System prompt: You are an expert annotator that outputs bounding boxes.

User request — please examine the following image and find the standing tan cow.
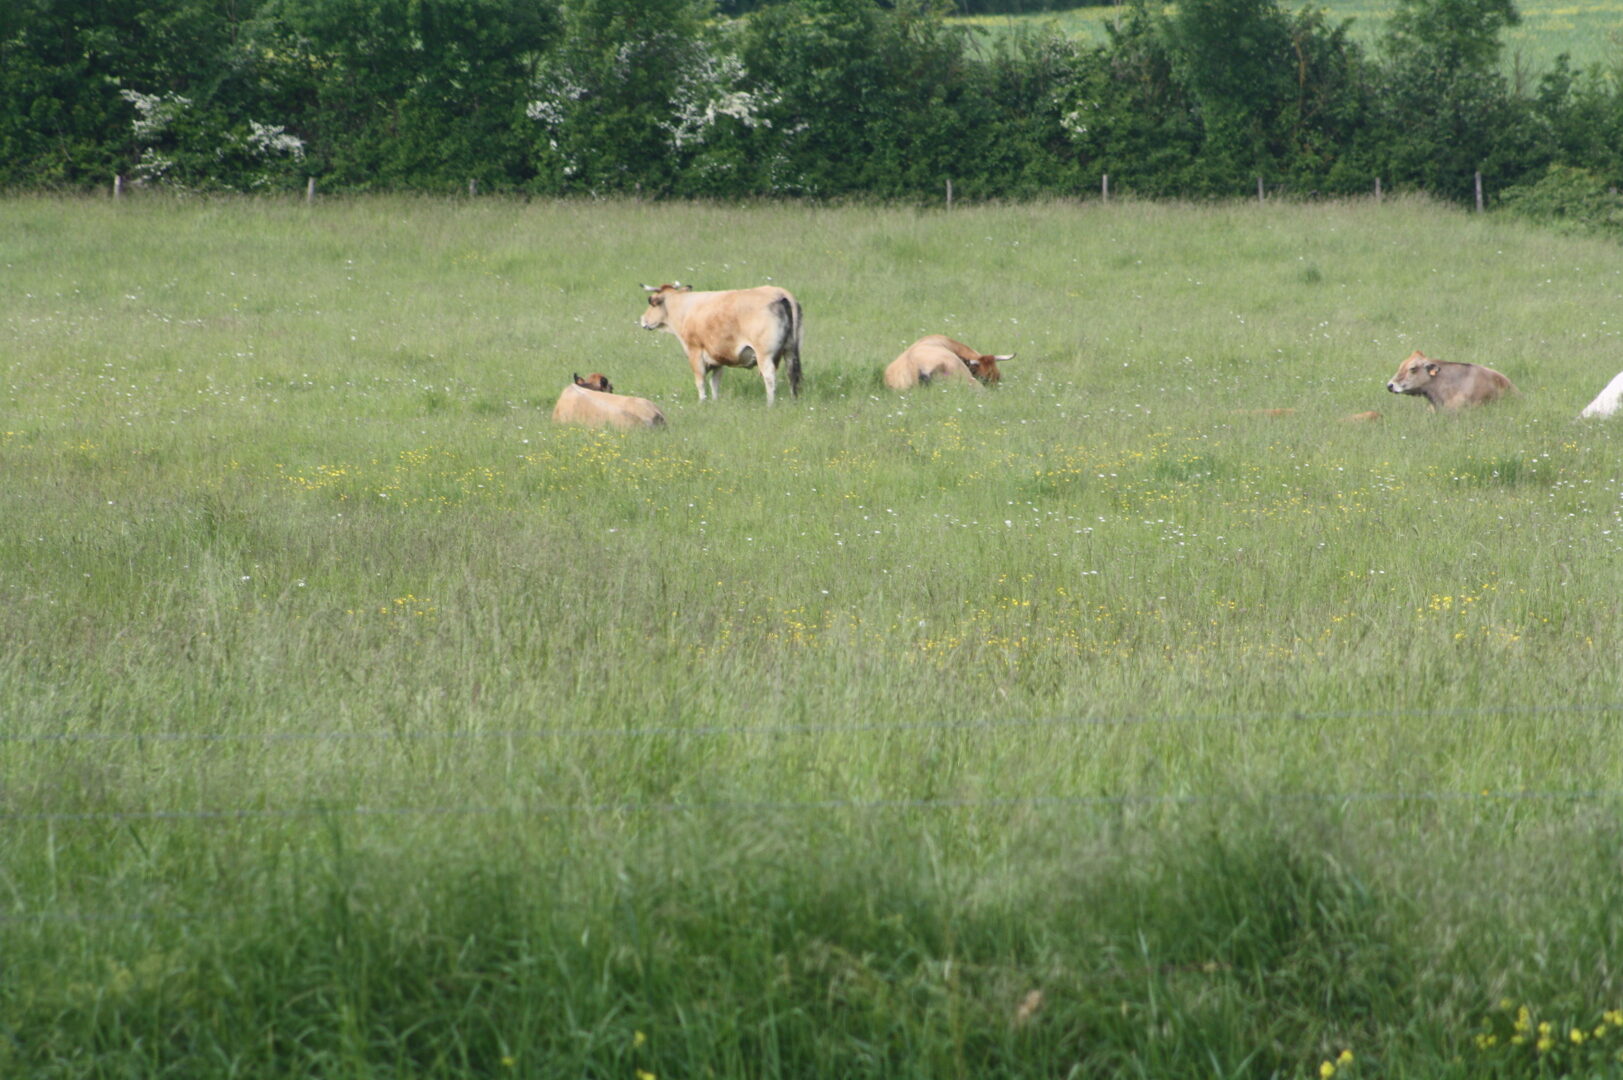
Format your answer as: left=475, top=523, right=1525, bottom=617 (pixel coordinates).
left=552, top=374, right=666, bottom=429
left=1385, top=351, right=1516, bottom=411
left=638, top=283, right=802, bottom=405
left=883, top=335, right=1013, bottom=391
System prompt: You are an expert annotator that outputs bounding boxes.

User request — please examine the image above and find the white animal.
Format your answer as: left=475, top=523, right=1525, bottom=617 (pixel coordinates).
left=1578, top=370, right=1623, bottom=418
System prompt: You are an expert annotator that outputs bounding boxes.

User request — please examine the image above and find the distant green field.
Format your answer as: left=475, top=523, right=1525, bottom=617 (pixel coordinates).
left=955, top=0, right=1623, bottom=76
left=4, top=195, right=1623, bottom=1077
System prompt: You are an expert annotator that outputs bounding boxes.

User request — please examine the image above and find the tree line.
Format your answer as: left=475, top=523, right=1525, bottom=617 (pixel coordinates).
left=3, top=0, right=1621, bottom=226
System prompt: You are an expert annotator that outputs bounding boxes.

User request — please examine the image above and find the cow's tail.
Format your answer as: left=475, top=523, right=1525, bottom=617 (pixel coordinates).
left=774, top=295, right=803, bottom=398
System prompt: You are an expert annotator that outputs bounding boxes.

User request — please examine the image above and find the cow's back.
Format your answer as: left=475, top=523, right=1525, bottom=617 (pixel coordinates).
left=675, top=286, right=795, bottom=352
left=552, top=385, right=666, bottom=429
left=886, top=338, right=979, bottom=390
left=1445, top=362, right=1516, bottom=408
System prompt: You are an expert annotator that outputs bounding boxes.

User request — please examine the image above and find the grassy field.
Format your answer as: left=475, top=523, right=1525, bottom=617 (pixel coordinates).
left=3, top=194, right=1622, bottom=1078
left=955, top=0, right=1623, bottom=77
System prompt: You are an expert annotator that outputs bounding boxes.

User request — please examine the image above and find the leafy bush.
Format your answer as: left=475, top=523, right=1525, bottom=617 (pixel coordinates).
left=1496, top=163, right=1623, bottom=235
left=2, top=0, right=1622, bottom=206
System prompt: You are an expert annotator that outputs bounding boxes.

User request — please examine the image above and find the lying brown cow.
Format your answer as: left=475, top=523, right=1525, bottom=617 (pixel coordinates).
left=552, top=373, right=666, bottom=430
left=1385, top=351, right=1516, bottom=412
left=639, top=283, right=803, bottom=405
left=883, top=335, right=1012, bottom=391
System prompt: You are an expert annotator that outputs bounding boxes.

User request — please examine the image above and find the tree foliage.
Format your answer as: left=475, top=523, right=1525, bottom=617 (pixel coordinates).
left=1, top=0, right=1618, bottom=205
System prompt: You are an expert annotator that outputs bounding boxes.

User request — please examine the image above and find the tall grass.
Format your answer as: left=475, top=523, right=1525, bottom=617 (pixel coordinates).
left=3, top=194, right=1622, bottom=1077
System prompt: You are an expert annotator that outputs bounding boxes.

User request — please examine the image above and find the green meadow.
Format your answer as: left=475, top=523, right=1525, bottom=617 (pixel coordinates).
left=3, top=194, right=1622, bottom=1077
left=955, top=0, right=1623, bottom=76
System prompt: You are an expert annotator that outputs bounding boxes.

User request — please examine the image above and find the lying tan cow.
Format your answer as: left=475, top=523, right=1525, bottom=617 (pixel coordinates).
left=639, top=283, right=802, bottom=405
left=551, top=373, right=666, bottom=430
left=883, top=335, right=1012, bottom=391
left=1385, top=351, right=1516, bottom=412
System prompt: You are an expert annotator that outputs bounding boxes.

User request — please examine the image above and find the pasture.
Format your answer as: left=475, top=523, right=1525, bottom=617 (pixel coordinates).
left=955, top=0, right=1623, bottom=77
left=3, top=194, right=1622, bottom=1078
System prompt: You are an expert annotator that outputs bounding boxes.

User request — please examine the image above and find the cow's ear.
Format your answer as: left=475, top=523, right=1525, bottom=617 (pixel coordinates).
left=641, top=284, right=658, bottom=293
left=1425, top=363, right=1440, bottom=376
left=573, top=373, right=583, bottom=385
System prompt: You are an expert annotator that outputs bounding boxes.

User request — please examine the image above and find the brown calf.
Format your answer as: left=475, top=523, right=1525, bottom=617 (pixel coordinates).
left=884, top=335, right=1013, bottom=391
left=639, top=283, right=803, bottom=405
left=1386, top=350, right=1516, bottom=412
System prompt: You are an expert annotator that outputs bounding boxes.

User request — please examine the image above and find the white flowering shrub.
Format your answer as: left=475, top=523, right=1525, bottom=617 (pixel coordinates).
left=119, top=85, right=306, bottom=190
left=246, top=121, right=306, bottom=161
left=663, top=48, right=778, bottom=152
left=120, top=89, right=193, bottom=141
left=520, top=0, right=779, bottom=194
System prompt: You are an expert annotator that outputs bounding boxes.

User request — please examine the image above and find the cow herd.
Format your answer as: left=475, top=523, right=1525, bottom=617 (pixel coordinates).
left=548, top=283, right=1623, bottom=429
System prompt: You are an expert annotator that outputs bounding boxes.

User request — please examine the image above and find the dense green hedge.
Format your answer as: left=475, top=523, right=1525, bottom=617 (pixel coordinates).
left=3, top=0, right=1621, bottom=205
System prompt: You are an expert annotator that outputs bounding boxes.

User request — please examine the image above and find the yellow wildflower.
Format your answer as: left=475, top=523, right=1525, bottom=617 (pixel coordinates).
left=1337, top=1049, right=1353, bottom=1066
left=636, top=1072, right=657, bottom=1080
left=1606, top=1010, right=1623, bottom=1027
left=1596, top=1025, right=1608, bottom=1039
left=634, top=1031, right=647, bottom=1048
left=1319, top=1061, right=1336, bottom=1079
left=1537, top=1036, right=1554, bottom=1053
left=501, top=1057, right=516, bottom=1068
left=1539, top=1021, right=1553, bottom=1036
left=1571, top=1028, right=1586, bottom=1045
left=1500, top=998, right=1514, bottom=1011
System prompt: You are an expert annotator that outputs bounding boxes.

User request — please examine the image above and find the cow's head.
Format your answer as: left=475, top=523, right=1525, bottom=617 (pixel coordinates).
left=574, top=372, right=613, bottom=394
left=1387, top=350, right=1438, bottom=395
left=965, top=352, right=1014, bottom=386
left=639, top=282, right=692, bottom=331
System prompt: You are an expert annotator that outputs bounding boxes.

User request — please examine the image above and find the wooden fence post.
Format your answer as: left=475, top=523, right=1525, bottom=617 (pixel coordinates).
left=1375, top=176, right=1382, bottom=202
left=113, top=174, right=124, bottom=199
left=1102, top=174, right=1109, bottom=204
left=306, top=177, right=316, bottom=204
left=1257, top=176, right=1265, bottom=204
left=1475, top=171, right=1484, bottom=212
left=945, top=178, right=953, bottom=211
left=468, top=178, right=477, bottom=197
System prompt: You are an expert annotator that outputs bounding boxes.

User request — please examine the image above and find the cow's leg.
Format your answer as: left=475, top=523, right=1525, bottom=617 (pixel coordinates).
left=757, top=349, right=778, bottom=406
left=706, top=366, right=721, bottom=399
left=688, top=347, right=708, bottom=402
